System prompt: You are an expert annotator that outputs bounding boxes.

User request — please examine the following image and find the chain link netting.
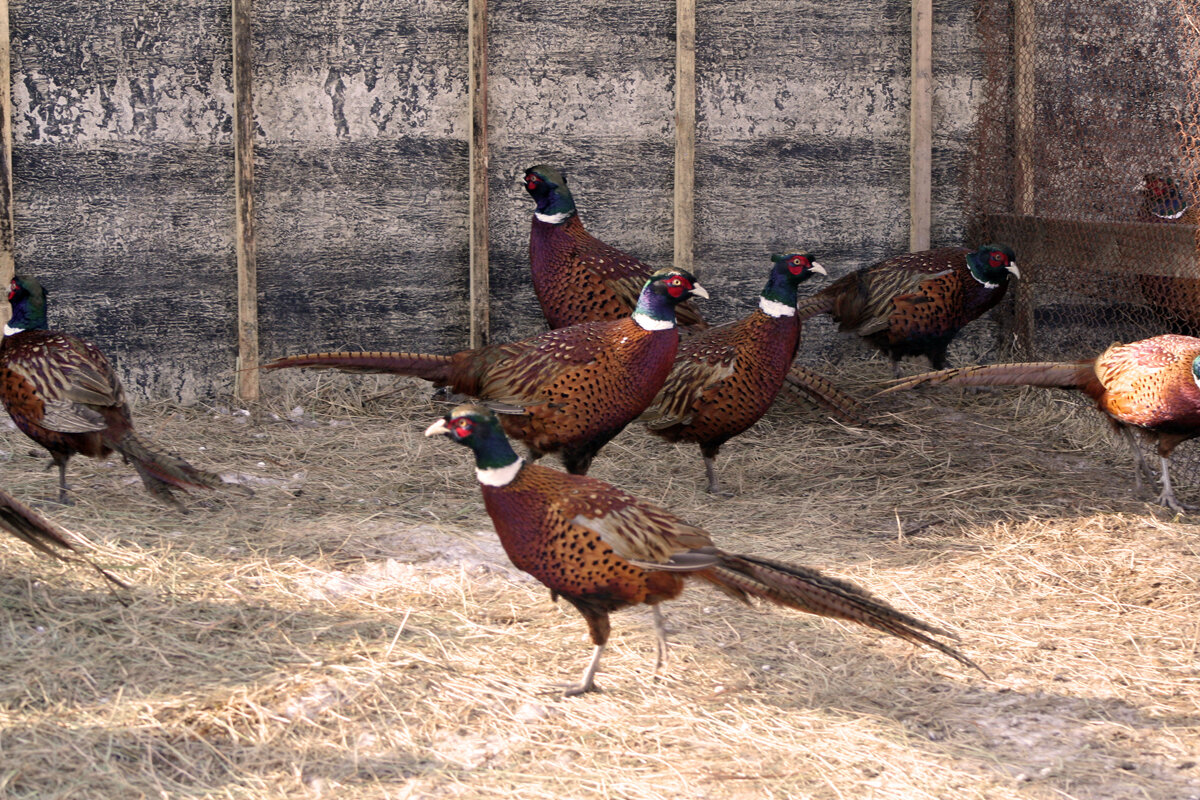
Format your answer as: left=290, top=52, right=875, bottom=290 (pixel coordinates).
left=967, top=0, right=1200, bottom=487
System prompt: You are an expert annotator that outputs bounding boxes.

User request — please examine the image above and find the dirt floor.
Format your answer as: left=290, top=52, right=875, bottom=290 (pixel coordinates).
left=0, top=365, right=1197, bottom=799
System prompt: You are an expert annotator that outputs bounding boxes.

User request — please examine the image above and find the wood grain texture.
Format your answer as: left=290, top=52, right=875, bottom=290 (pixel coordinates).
left=0, top=0, right=13, bottom=312
left=232, top=0, right=258, bottom=403
left=469, top=0, right=490, bottom=348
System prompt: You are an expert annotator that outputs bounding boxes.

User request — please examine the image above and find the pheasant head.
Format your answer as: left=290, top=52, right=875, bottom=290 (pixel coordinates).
left=425, top=404, right=524, bottom=486
left=1141, top=172, right=1191, bottom=220
left=633, top=268, right=710, bottom=330
left=762, top=252, right=826, bottom=314
left=965, top=244, right=1020, bottom=289
left=524, top=165, right=576, bottom=224
left=5, top=276, right=48, bottom=334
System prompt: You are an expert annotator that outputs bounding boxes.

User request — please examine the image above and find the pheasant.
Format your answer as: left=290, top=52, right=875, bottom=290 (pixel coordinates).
left=795, top=244, right=1019, bottom=374
left=1136, top=172, right=1200, bottom=334
left=1, top=276, right=243, bottom=509
left=426, top=404, right=980, bottom=696
left=0, top=486, right=127, bottom=592
left=641, top=252, right=858, bottom=495
left=877, top=334, right=1200, bottom=513
left=524, top=164, right=707, bottom=331
left=263, top=268, right=709, bottom=475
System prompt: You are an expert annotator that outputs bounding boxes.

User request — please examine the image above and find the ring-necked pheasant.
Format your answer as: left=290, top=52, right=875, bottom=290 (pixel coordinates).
left=524, top=165, right=707, bottom=331
left=795, top=244, right=1019, bottom=375
left=0, top=486, right=127, bottom=592
left=877, top=334, right=1200, bottom=513
left=640, top=252, right=855, bottom=495
left=1, top=276, right=244, bottom=509
left=1136, top=172, right=1200, bottom=334
left=263, top=268, right=708, bottom=475
left=426, top=404, right=981, bottom=696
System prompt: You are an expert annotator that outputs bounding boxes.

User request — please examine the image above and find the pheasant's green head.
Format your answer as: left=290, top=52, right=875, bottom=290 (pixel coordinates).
left=966, top=244, right=1019, bottom=289
left=5, top=275, right=48, bottom=334
left=762, top=252, right=827, bottom=311
left=633, top=268, right=710, bottom=330
left=1191, top=353, right=1200, bottom=392
left=425, top=404, right=523, bottom=484
left=524, top=165, right=576, bottom=222
left=1142, top=173, right=1190, bottom=219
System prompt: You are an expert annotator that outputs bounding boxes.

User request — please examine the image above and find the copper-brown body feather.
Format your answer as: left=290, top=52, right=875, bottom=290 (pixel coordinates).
left=0, top=329, right=229, bottom=507
left=530, top=214, right=707, bottom=330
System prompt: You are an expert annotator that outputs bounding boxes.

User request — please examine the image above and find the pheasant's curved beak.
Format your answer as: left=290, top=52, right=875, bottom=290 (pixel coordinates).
left=690, top=282, right=710, bottom=300
left=1007, top=263, right=1021, bottom=279
left=424, top=418, right=451, bottom=437
left=810, top=263, right=827, bottom=276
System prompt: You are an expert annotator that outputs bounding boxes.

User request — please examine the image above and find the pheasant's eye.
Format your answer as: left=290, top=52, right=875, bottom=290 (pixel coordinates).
left=990, top=251, right=1006, bottom=266
left=793, top=256, right=808, bottom=267
left=451, top=418, right=474, bottom=438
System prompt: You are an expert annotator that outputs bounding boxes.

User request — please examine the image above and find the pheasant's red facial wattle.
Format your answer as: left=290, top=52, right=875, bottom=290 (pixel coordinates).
left=451, top=418, right=475, bottom=439
left=788, top=256, right=810, bottom=275
left=989, top=251, right=1007, bottom=268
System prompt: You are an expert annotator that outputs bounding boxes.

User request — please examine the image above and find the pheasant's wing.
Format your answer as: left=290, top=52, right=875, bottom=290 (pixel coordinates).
left=1094, top=335, right=1200, bottom=423
left=4, top=335, right=123, bottom=433
left=640, top=324, right=739, bottom=428
left=836, top=265, right=952, bottom=334
left=552, top=477, right=717, bottom=568
left=474, top=321, right=623, bottom=407
left=580, top=241, right=707, bottom=328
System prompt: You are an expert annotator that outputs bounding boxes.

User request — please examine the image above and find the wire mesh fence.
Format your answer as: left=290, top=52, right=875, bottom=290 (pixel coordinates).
left=966, top=0, right=1200, bottom=488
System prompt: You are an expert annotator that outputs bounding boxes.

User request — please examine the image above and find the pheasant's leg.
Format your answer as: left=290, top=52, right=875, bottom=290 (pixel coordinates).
left=652, top=605, right=669, bottom=670
left=564, top=644, right=606, bottom=697
left=1120, top=427, right=1157, bottom=493
left=52, top=453, right=72, bottom=506
left=1156, top=456, right=1195, bottom=513
left=702, top=445, right=733, bottom=497
left=890, top=359, right=904, bottom=379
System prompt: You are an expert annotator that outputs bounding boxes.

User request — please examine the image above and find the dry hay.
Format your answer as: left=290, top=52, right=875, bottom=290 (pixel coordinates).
left=0, top=363, right=1197, bottom=800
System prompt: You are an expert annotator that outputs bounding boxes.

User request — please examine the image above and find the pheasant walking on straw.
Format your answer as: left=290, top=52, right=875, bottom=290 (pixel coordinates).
left=640, top=252, right=864, bottom=494
left=0, top=276, right=243, bottom=509
left=263, top=269, right=708, bottom=475
left=877, top=334, right=1200, bottom=513
left=795, top=244, right=1019, bottom=375
left=0, top=486, right=127, bottom=591
left=524, top=164, right=708, bottom=331
left=426, top=404, right=981, bottom=696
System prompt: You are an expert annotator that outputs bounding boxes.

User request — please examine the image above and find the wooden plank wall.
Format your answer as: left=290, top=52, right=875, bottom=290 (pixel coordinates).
left=6, top=0, right=984, bottom=400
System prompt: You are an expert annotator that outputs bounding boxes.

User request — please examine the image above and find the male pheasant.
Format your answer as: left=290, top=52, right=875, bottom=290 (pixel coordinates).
left=0, top=486, right=127, bottom=591
left=795, top=244, right=1019, bottom=374
left=524, top=165, right=707, bottom=331
left=878, top=334, right=1200, bottom=513
left=263, top=268, right=708, bottom=475
left=641, top=252, right=855, bottom=494
left=0, top=276, right=242, bottom=509
left=1136, top=172, right=1200, bottom=334
left=426, top=404, right=980, bottom=696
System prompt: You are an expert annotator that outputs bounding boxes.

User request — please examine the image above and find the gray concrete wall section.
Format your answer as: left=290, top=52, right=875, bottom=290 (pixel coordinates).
left=6, top=0, right=986, bottom=401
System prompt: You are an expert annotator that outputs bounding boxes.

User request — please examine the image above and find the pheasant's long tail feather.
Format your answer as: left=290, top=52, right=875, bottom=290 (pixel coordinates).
left=794, top=291, right=836, bottom=323
left=111, top=432, right=239, bottom=508
left=700, top=553, right=983, bottom=674
left=0, top=490, right=130, bottom=593
left=874, top=361, right=1095, bottom=397
left=261, top=351, right=455, bottom=384
left=779, top=365, right=869, bottom=425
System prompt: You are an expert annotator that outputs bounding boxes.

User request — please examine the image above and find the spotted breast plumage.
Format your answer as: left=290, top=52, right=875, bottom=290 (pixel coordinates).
left=426, top=404, right=981, bottom=696
left=263, top=268, right=708, bottom=475
left=524, top=165, right=707, bottom=331
left=877, top=334, right=1200, bottom=512
left=796, top=244, right=1019, bottom=374
left=0, top=276, right=243, bottom=509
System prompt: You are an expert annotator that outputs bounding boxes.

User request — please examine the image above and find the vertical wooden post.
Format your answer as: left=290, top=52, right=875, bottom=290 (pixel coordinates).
left=674, top=0, right=696, bottom=274
left=232, top=0, right=259, bottom=402
left=909, top=0, right=932, bottom=252
left=468, top=0, right=489, bottom=348
left=0, top=0, right=14, bottom=326
left=1012, top=0, right=1036, bottom=354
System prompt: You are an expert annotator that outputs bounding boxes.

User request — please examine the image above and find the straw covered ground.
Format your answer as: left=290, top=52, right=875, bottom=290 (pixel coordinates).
left=0, top=365, right=1198, bottom=799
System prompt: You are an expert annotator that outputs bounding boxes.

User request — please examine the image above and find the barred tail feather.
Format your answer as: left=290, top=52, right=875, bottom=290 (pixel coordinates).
left=780, top=365, right=868, bottom=425
left=701, top=552, right=983, bottom=674
left=261, top=351, right=455, bottom=384
left=875, top=361, right=1095, bottom=397
left=0, top=489, right=129, bottom=593
left=112, top=432, right=240, bottom=509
